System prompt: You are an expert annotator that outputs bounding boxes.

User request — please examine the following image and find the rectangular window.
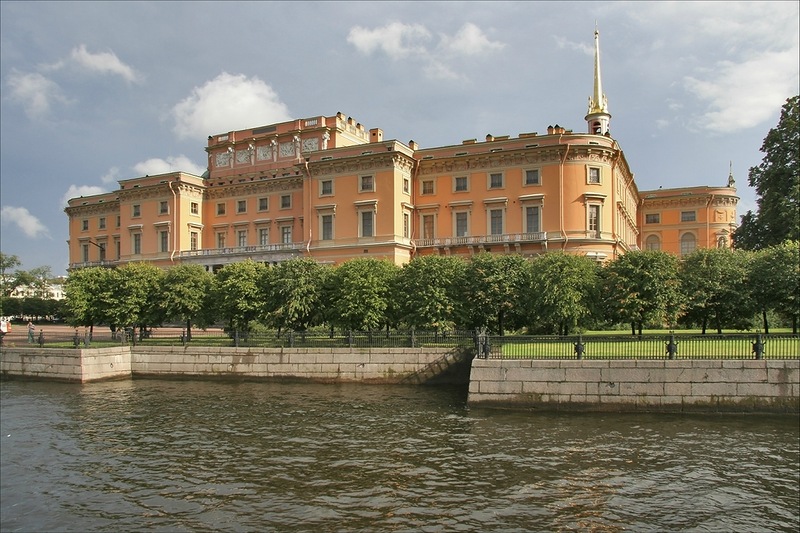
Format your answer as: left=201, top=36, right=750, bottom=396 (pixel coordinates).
left=258, top=197, right=268, bottom=211
left=490, top=209, right=503, bottom=235
left=489, top=172, right=504, bottom=189
left=132, top=205, right=141, bottom=218
left=454, top=176, right=468, bottom=192
left=588, top=167, right=601, bottom=184
left=217, top=203, right=226, bottom=215
left=237, top=230, right=247, bottom=247
left=403, top=213, right=410, bottom=238
left=259, top=228, right=269, bottom=246
left=190, top=202, right=199, bottom=215
left=82, top=244, right=89, bottom=263
left=361, top=211, right=374, bottom=237
left=589, top=205, right=601, bottom=237
left=455, top=212, right=468, bottom=237
left=321, top=214, right=333, bottom=240
left=160, top=230, right=169, bottom=252
left=281, top=226, right=292, bottom=243
left=681, top=211, right=696, bottom=222
left=321, top=180, right=333, bottom=196
left=116, top=215, right=121, bottom=228
left=133, top=233, right=141, bottom=255
left=525, top=206, right=540, bottom=233
left=216, top=232, right=226, bottom=248
left=98, top=217, right=106, bottom=230
left=281, top=195, right=291, bottom=209
left=98, top=244, right=106, bottom=262
left=115, top=239, right=120, bottom=259
left=422, top=214, right=435, bottom=239
left=525, top=169, right=540, bottom=185
left=403, top=177, right=410, bottom=194
left=422, top=180, right=434, bottom=195
left=159, top=201, right=168, bottom=215
left=360, top=175, right=374, bottom=192
left=237, top=200, right=247, bottom=214
left=81, top=219, right=89, bottom=231
left=190, top=231, right=198, bottom=251
left=645, top=213, right=660, bottom=224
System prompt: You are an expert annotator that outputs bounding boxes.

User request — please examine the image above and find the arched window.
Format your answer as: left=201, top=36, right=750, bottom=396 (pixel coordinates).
left=645, top=234, right=660, bottom=250
left=680, top=232, right=696, bottom=256
left=717, top=235, right=728, bottom=248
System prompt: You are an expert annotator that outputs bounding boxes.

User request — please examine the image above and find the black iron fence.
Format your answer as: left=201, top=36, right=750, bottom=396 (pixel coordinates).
left=1, top=327, right=797, bottom=360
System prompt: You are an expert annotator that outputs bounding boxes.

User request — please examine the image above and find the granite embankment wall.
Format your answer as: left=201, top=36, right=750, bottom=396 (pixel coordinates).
left=0, top=346, right=471, bottom=385
left=468, top=358, right=800, bottom=413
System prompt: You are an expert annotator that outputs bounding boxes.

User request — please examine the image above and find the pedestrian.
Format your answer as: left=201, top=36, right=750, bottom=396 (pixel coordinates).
left=27, top=321, right=35, bottom=343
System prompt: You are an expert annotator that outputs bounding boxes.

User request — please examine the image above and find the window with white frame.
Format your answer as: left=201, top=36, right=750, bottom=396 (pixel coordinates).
left=190, top=231, right=198, bottom=251
left=645, top=234, right=660, bottom=250
left=321, top=214, right=333, bottom=240
left=524, top=169, right=540, bottom=186
left=681, top=210, right=696, bottom=222
left=217, top=202, right=226, bottom=215
left=159, top=230, right=169, bottom=252
left=422, top=214, right=435, bottom=239
left=98, top=217, right=106, bottom=230
left=588, top=204, right=601, bottom=237
left=159, top=201, right=169, bottom=215
left=360, top=175, right=374, bottom=192
left=525, top=205, right=541, bottom=234
left=237, top=230, right=247, bottom=247
left=360, top=211, right=374, bottom=237
left=403, top=212, right=410, bottom=238
left=281, top=225, right=292, bottom=243
left=82, top=243, right=89, bottom=263
left=320, top=179, right=333, bottom=196
left=489, top=172, right=504, bottom=189
left=489, top=208, right=504, bottom=235
left=455, top=211, right=469, bottom=237
left=237, top=200, right=247, bottom=214
left=191, top=202, right=199, bottom=215
left=645, top=213, right=660, bottom=224
left=587, top=167, right=601, bottom=184
left=132, top=204, right=141, bottom=217
left=680, top=233, right=696, bottom=256
left=454, top=176, right=468, bottom=192
left=216, top=232, right=226, bottom=248
left=81, top=219, right=89, bottom=231
left=281, top=195, right=291, bottom=209
left=259, top=228, right=269, bottom=246
left=258, top=197, right=268, bottom=211
left=132, top=233, right=142, bottom=255
left=403, top=177, right=410, bottom=194
left=422, top=180, right=434, bottom=195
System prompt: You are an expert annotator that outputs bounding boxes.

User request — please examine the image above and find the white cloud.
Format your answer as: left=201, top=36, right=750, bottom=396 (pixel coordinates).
left=60, top=185, right=107, bottom=208
left=69, top=44, right=142, bottom=83
left=347, top=22, right=432, bottom=59
left=554, top=36, right=593, bottom=56
left=133, top=155, right=206, bottom=176
left=172, top=72, right=292, bottom=140
left=5, top=70, right=69, bottom=119
left=0, top=206, right=51, bottom=239
left=100, top=167, right=121, bottom=185
left=684, top=48, right=799, bottom=132
left=440, top=23, right=504, bottom=55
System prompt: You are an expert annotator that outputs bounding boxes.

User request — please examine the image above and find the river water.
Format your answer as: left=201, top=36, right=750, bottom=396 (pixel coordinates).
left=1, top=379, right=798, bottom=532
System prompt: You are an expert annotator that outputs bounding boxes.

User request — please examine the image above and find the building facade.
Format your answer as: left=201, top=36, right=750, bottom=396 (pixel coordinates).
left=65, top=30, right=738, bottom=271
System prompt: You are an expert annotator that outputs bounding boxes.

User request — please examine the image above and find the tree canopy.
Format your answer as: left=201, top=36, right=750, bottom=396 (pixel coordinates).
left=735, top=95, right=799, bottom=250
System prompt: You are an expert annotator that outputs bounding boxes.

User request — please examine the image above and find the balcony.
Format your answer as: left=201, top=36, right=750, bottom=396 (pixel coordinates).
left=415, top=232, right=547, bottom=248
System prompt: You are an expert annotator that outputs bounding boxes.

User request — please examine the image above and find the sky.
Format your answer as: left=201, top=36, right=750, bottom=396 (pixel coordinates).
left=1, top=1, right=798, bottom=276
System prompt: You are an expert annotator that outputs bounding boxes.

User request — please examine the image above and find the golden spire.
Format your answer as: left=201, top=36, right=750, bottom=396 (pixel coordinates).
left=587, top=27, right=608, bottom=115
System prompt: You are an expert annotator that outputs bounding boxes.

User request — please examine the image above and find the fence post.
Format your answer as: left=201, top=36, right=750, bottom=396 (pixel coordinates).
left=410, top=328, right=416, bottom=348
left=347, top=330, right=353, bottom=348
left=752, top=334, right=764, bottom=360
left=574, top=335, right=585, bottom=359
left=181, top=329, right=186, bottom=346
left=288, top=331, right=295, bottom=348
left=234, top=329, right=240, bottom=347
left=666, top=333, right=678, bottom=359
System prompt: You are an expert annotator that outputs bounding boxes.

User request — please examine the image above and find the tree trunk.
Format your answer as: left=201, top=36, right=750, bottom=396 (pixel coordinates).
left=186, top=318, right=192, bottom=341
left=630, top=322, right=636, bottom=335
left=762, top=309, right=770, bottom=334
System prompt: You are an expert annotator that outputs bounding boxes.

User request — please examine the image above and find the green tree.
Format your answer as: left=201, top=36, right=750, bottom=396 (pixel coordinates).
left=212, top=260, right=267, bottom=332
left=602, top=250, right=683, bottom=335
left=749, top=241, right=800, bottom=333
left=679, top=248, right=755, bottom=333
left=393, top=255, right=466, bottom=330
left=327, top=258, right=399, bottom=331
left=457, top=253, right=530, bottom=334
left=735, top=95, right=799, bottom=249
left=0, top=253, right=22, bottom=297
left=160, top=264, right=215, bottom=340
left=108, top=262, right=165, bottom=334
left=64, top=266, right=117, bottom=331
left=263, top=258, right=326, bottom=332
left=527, top=252, right=600, bottom=335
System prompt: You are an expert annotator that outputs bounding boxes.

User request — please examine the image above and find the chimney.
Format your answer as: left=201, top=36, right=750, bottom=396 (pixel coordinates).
left=369, top=128, right=383, bottom=143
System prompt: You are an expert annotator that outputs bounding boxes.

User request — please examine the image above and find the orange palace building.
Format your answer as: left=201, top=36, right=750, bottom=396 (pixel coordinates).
left=66, top=31, right=739, bottom=272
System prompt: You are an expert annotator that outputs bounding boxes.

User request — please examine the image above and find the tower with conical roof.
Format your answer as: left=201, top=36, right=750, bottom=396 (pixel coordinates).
left=585, top=27, right=611, bottom=135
